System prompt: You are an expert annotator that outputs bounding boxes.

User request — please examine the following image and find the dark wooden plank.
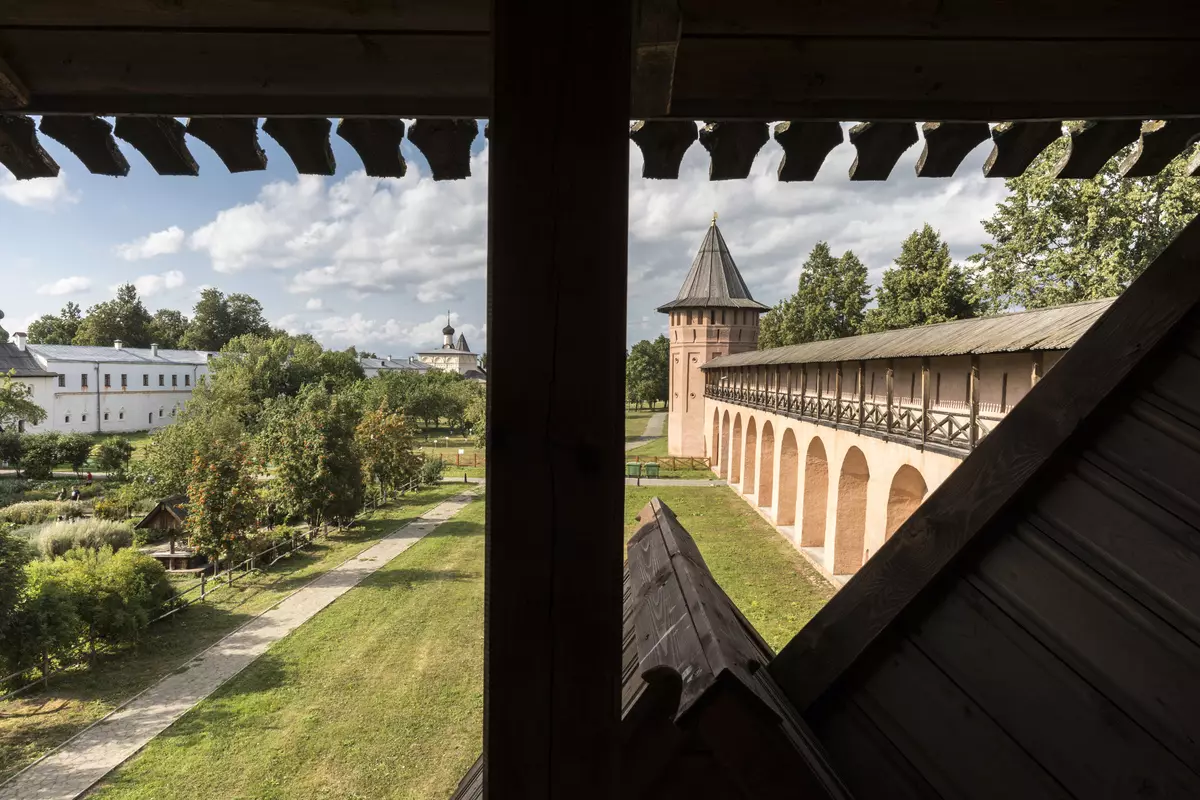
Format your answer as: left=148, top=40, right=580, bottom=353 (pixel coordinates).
left=1034, top=463, right=1200, bottom=643
left=852, top=634, right=1069, bottom=800
left=1190, top=149, right=1200, bottom=178
left=670, top=38, right=1200, bottom=121
left=806, top=690, right=942, bottom=800
left=632, top=0, right=681, bottom=118
left=2, top=30, right=489, bottom=117
left=113, top=116, right=198, bottom=175
left=1053, top=120, right=1142, bottom=179
left=773, top=121, right=842, bottom=182
left=0, top=114, right=58, bottom=178
left=630, top=120, right=697, bottom=180
left=979, top=522, right=1200, bottom=768
left=484, top=0, right=629, bottom=795
left=262, top=117, right=334, bottom=175
left=917, top=580, right=1200, bottom=797
left=38, top=115, right=129, bottom=176
left=770, top=216, right=1200, bottom=712
left=698, top=121, right=768, bottom=180
left=677, top=0, right=1200, bottom=37
left=915, top=122, right=990, bottom=178
left=185, top=117, right=266, bottom=173
left=407, top=119, right=477, bottom=181
left=983, top=121, right=1062, bottom=178
left=0, top=0, right=489, bottom=31
left=335, top=118, right=406, bottom=179
left=1120, top=120, right=1200, bottom=178
left=848, top=122, right=917, bottom=181
left=0, top=54, right=28, bottom=109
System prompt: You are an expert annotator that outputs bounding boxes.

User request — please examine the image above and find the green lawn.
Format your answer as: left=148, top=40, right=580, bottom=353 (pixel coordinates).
left=625, top=434, right=716, bottom=480
left=625, top=485, right=834, bottom=650
left=625, top=407, right=657, bottom=440
left=0, top=484, right=470, bottom=785
left=89, top=499, right=486, bottom=800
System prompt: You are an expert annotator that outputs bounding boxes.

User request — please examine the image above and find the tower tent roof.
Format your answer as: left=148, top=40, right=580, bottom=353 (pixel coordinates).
left=656, top=220, right=769, bottom=313
left=456, top=332, right=470, bottom=352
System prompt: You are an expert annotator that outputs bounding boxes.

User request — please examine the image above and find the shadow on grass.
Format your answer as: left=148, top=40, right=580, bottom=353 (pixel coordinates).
left=364, top=568, right=479, bottom=590
left=423, top=520, right=483, bottom=540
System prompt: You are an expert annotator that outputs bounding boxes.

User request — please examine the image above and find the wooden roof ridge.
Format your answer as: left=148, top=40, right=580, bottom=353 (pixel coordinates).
left=768, top=214, right=1200, bottom=712
left=704, top=296, right=1115, bottom=368
left=655, top=220, right=770, bottom=312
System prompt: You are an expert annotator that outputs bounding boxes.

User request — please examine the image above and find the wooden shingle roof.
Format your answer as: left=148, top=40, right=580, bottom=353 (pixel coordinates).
left=656, top=220, right=769, bottom=312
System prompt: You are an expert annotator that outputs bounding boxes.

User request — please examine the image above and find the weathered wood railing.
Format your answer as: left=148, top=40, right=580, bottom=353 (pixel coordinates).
left=706, top=384, right=1004, bottom=455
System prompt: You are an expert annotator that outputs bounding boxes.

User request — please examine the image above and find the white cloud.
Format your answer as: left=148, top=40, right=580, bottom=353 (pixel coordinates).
left=36, top=276, right=92, bottom=296
left=115, top=226, right=186, bottom=260
left=127, top=270, right=186, bottom=297
left=278, top=310, right=483, bottom=351
left=305, top=298, right=324, bottom=310
left=0, top=172, right=79, bottom=209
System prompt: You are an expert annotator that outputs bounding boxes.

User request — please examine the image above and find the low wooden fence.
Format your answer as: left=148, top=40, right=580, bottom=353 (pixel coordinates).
left=626, top=455, right=712, bottom=469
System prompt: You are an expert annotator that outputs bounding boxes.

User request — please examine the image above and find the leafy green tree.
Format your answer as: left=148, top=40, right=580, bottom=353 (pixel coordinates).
left=147, top=309, right=189, bottom=349
left=315, top=350, right=366, bottom=391
left=464, top=391, right=486, bottom=447
left=0, top=430, right=22, bottom=470
left=183, top=436, right=260, bottom=561
left=92, top=437, right=134, bottom=477
left=972, top=134, right=1200, bottom=310
left=58, top=432, right=95, bottom=476
left=626, top=335, right=669, bottom=409
left=0, top=371, right=47, bottom=432
left=759, top=244, right=869, bottom=348
left=73, top=284, right=153, bottom=347
left=356, top=400, right=420, bottom=498
left=182, top=289, right=271, bottom=351
left=28, top=302, right=83, bottom=345
left=21, top=433, right=62, bottom=479
left=6, top=559, right=81, bottom=674
left=864, top=224, right=979, bottom=332
left=0, top=529, right=32, bottom=658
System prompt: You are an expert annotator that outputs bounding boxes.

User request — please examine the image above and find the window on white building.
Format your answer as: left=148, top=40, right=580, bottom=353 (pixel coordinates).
left=81, top=373, right=88, bottom=389
left=65, top=414, right=70, bottom=423
left=143, top=374, right=149, bottom=386
left=159, top=374, right=164, bottom=387
left=184, top=374, right=190, bottom=387
left=159, top=408, right=164, bottom=417
left=104, top=374, right=111, bottom=388
left=58, top=375, right=65, bottom=387
left=82, top=414, right=87, bottom=422
left=119, top=410, right=124, bottom=420
left=104, top=412, right=109, bottom=421
left=172, top=375, right=178, bottom=387
left=121, top=374, right=128, bottom=388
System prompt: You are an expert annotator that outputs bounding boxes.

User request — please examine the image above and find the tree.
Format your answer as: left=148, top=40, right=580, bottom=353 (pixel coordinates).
left=0, top=372, right=47, bottom=432
left=864, top=225, right=979, bottom=332
left=92, top=437, right=134, bottom=477
left=6, top=559, right=80, bottom=674
left=73, top=284, right=153, bottom=347
left=759, top=244, right=869, bottom=348
left=356, top=400, right=420, bottom=498
left=28, top=302, right=82, bottom=345
left=21, top=433, right=62, bottom=479
left=147, top=309, right=189, bottom=349
left=0, top=431, right=22, bottom=471
left=0, top=529, right=32, bottom=657
left=971, top=134, right=1200, bottom=310
left=58, top=432, right=94, bottom=476
left=183, top=436, right=260, bottom=561
left=182, top=289, right=271, bottom=351
left=464, top=391, right=486, bottom=447
left=626, top=335, right=669, bottom=409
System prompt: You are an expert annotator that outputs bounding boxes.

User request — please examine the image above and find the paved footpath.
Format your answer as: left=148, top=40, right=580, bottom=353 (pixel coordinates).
left=625, top=411, right=666, bottom=451
left=0, top=490, right=478, bottom=800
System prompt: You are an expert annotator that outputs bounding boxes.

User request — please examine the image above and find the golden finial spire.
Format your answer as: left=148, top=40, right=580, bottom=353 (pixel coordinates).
left=711, top=211, right=718, bottom=225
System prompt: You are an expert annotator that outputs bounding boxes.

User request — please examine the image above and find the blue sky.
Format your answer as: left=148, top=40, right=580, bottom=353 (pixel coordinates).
left=1, top=121, right=1011, bottom=354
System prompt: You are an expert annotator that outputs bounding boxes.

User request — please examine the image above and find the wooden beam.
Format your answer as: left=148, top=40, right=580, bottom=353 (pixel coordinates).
left=632, top=0, right=682, bottom=117
left=0, top=54, right=29, bottom=109
left=262, top=117, right=335, bottom=175
left=38, top=115, right=129, bottom=176
left=336, top=118, right=407, bottom=179
left=670, top=38, right=1200, bottom=121
left=486, top=0, right=629, bottom=796
left=113, top=116, right=198, bottom=175
left=1119, top=120, right=1200, bottom=178
left=0, top=114, right=58, bottom=179
left=1054, top=120, right=1142, bottom=179
left=770, top=215, right=1200, bottom=713
left=630, top=120, right=697, bottom=180
left=848, top=122, right=918, bottom=181
left=773, top=121, right=843, bottom=182
left=185, top=117, right=266, bottom=173
left=983, top=121, right=1062, bottom=178
left=407, top=119, right=477, bottom=181
left=915, top=122, right=990, bottom=178
left=699, top=121, right=768, bottom=180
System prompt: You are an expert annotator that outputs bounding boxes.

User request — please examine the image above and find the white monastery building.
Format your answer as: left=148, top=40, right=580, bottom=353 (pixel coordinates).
left=0, top=333, right=216, bottom=434
left=415, top=314, right=487, bottom=381
left=662, top=217, right=1110, bottom=582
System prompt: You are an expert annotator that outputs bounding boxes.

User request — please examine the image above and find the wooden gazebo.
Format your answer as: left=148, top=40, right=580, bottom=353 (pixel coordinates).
left=2, top=2, right=1198, bottom=797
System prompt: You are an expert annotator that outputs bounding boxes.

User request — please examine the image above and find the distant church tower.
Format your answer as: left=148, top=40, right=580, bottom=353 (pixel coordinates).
left=658, top=215, right=767, bottom=457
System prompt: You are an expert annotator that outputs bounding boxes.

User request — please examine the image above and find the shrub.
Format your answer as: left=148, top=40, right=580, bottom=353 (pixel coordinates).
left=0, top=479, right=32, bottom=509
left=21, top=433, right=62, bottom=480
left=58, top=433, right=95, bottom=475
left=92, top=437, right=135, bottom=477
left=0, top=500, right=86, bottom=526
left=418, top=456, right=445, bottom=487
left=0, top=431, right=23, bottom=470
left=34, top=520, right=134, bottom=559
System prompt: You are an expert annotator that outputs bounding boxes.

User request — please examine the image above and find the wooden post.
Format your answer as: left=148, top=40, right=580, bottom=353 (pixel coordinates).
left=920, top=357, right=931, bottom=445
left=785, top=365, right=792, bottom=413
left=885, top=359, right=895, bottom=436
left=200, top=572, right=206, bottom=602
left=487, top=0, right=628, bottom=795
left=1031, top=351, right=1044, bottom=387
left=969, top=354, right=980, bottom=448
left=856, top=361, right=866, bottom=428
left=815, top=363, right=823, bottom=421
left=800, top=363, right=808, bottom=416
left=834, top=362, right=843, bottom=425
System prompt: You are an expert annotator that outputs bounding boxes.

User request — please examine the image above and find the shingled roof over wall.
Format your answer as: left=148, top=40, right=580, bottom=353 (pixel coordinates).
left=0, top=343, right=55, bottom=377
left=656, top=219, right=770, bottom=312
left=703, top=297, right=1114, bottom=368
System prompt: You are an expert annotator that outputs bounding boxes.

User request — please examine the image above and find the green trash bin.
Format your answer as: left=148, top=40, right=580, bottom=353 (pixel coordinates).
left=644, top=462, right=660, bottom=478
left=625, top=462, right=642, bottom=478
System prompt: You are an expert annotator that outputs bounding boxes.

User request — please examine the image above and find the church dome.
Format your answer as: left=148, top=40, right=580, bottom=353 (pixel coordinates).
left=442, top=323, right=455, bottom=335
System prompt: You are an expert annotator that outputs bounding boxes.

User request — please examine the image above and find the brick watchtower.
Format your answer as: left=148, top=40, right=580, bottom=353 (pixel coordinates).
left=657, top=215, right=768, bottom=457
